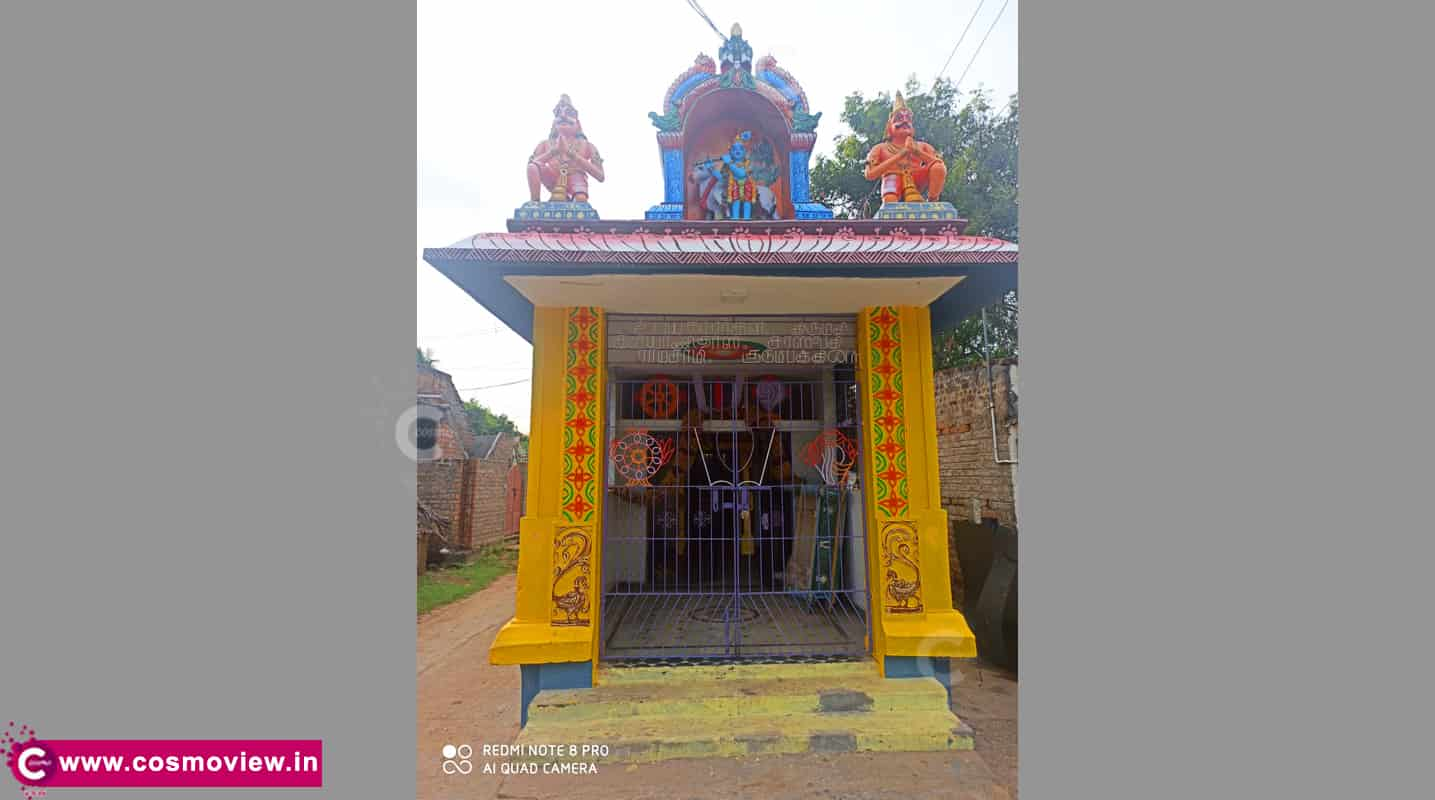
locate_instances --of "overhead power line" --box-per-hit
[954,0,1013,93]
[437,363,531,372]
[935,0,987,84]
[684,0,726,41]
[459,378,532,392]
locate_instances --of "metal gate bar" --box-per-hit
[600,372,869,661]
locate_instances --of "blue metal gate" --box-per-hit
[600,370,871,661]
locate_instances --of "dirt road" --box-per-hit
[418,574,522,800]
[418,576,1017,799]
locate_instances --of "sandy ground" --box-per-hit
[418,575,1018,800]
[418,574,522,800]
[951,659,1019,796]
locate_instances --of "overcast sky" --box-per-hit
[418,0,1018,433]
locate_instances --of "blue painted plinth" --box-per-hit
[519,661,592,727]
[644,202,684,220]
[885,655,954,703]
[793,202,835,219]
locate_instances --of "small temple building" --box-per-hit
[424,24,1017,753]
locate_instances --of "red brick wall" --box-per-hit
[417,460,476,550]
[427,419,466,462]
[468,436,520,547]
[933,360,1018,609]
[415,427,530,552]
[934,361,1019,528]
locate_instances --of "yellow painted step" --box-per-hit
[531,672,948,723]
[516,706,974,764]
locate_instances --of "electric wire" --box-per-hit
[953,0,1013,93]
[684,0,727,41]
[935,0,987,84]
[458,378,532,391]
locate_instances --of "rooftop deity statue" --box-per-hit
[864,92,947,204]
[527,95,605,204]
[718,23,753,83]
[721,131,757,220]
[642,23,834,220]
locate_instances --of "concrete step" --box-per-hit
[517,660,972,763]
[517,708,973,763]
[531,663,946,723]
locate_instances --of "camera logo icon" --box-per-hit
[441,743,472,775]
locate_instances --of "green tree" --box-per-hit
[417,347,436,367]
[811,77,1017,238]
[463,399,526,444]
[810,77,1018,368]
[933,294,1017,369]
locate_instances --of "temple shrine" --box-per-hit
[423,23,1017,753]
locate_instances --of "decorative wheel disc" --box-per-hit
[611,430,672,486]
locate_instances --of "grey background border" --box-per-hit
[1022,1,1431,797]
[1,2,414,798]
[2,1,1432,798]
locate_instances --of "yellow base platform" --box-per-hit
[516,660,973,763]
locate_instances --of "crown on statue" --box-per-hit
[889,92,910,121]
[548,93,584,140]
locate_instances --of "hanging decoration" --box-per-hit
[639,375,681,419]
[801,427,859,486]
[752,374,786,412]
[610,429,675,487]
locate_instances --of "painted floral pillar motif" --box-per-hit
[859,306,976,662]
[489,306,605,666]
[551,306,602,627]
[865,306,922,613]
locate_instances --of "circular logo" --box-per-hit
[11,741,57,786]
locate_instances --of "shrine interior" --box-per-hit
[600,364,871,661]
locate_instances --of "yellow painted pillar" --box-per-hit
[489,306,605,666]
[858,305,976,667]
